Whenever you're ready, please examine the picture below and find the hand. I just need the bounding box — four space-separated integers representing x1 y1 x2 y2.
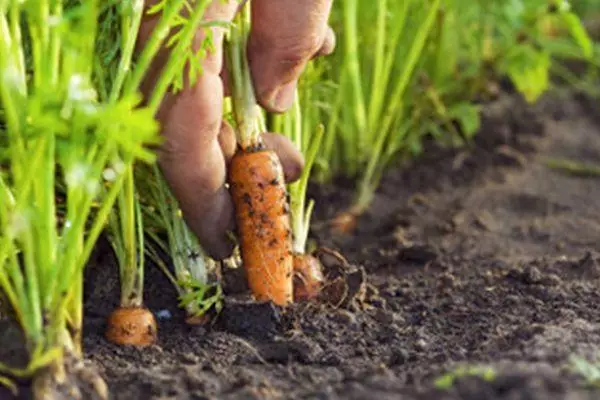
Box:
137 1 335 260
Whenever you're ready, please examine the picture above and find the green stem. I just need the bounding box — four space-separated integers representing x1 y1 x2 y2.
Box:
51 153 133 342
367 0 387 131
116 165 143 308
368 0 411 135
135 194 145 305
344 0 367 151
109 0 145 103
50 139 115 317
226 2 263 149
0 11 26 185
320 74 346 180
37 133 56 320
289 125 324 253
9 1 27 94
48 1 62 86
355 0 441 212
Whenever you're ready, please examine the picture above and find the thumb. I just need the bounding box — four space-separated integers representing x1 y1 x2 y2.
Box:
247 0 335 113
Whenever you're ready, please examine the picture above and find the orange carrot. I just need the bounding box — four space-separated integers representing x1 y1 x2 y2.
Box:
105 306 157 346
293 253 324 301
228 147 294 306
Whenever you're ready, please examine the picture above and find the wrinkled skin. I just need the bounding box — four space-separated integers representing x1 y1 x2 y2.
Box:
138 0 335 260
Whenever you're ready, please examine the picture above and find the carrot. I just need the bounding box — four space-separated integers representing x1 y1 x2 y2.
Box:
293 253 324 301
330 210 359 235
225 3 295 306
105 306 157 346
228 147 294 306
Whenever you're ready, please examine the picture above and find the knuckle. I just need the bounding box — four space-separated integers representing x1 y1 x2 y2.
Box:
266 33 322 81
158 125 213 163
157 133 190 167
158 129 225 192
279 33 323 64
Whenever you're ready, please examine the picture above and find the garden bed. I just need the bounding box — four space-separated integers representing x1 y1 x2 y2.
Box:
4 89 600 399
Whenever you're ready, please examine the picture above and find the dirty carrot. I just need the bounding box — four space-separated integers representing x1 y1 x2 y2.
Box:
225 1 294 306
229 148 294 305
105 306 158 346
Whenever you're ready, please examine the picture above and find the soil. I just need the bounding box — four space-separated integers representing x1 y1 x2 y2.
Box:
3 88 600 400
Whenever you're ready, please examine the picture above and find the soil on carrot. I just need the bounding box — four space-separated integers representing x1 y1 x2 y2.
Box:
4 88 600 400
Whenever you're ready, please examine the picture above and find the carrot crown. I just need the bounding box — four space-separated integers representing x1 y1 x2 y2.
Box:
226 0 265 151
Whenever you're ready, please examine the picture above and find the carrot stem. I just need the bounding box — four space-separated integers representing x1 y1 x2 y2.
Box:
226 2 263 150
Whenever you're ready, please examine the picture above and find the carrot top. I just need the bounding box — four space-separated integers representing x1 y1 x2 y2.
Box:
226 2 265 151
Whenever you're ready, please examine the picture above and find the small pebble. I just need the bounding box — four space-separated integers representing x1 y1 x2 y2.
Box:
415 338 428 351
543 273 561 286
155 309 172 320
372 309 395 324
523 265 543 284
388 348 409 366
180 353 200 365
439 273 457 289
319 351 342 366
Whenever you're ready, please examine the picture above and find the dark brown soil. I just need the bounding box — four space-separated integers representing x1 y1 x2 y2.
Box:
3 89 600 399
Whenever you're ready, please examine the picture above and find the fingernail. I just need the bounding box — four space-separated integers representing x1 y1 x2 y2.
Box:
271 81 297 112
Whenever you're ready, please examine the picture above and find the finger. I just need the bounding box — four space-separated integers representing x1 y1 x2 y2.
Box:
218 122 236 164
248 0 334 113
220 53 232 97
158 77 237 261
314 26 336 58
141 0 240 260
262 132 305 183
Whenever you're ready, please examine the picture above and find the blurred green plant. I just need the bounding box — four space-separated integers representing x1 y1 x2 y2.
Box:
570 354 600 387
434 365 496 389
0 0 158 396
0 0 214 397
306 0 596 225
312 0 446 222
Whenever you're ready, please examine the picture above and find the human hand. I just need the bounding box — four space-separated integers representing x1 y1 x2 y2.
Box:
137 1 335 260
